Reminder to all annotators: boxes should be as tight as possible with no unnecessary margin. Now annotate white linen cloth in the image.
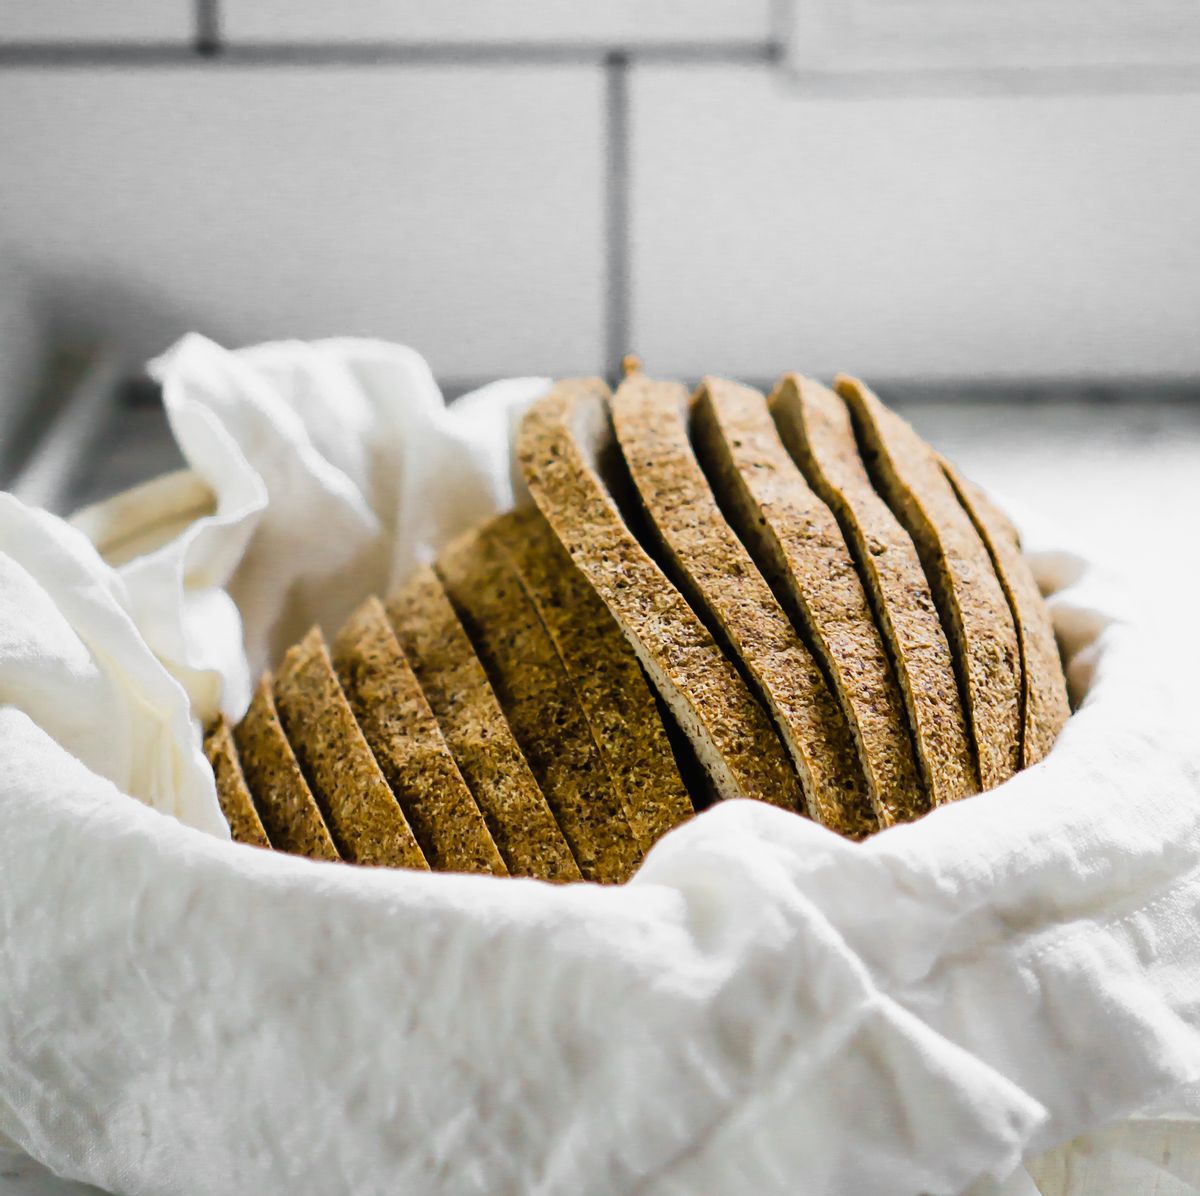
[0,334,1198,1196]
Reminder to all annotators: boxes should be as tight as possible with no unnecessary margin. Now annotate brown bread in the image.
[333,597,506,875]
[517,377,803,813]
[836,375,1021,790]
[386,569,581,882]
[233,676,340,860]
[692,377,926,827]
[274,628,428,870]
[497,505,694,851]
[204,715,271,848]
[771,374,979,805]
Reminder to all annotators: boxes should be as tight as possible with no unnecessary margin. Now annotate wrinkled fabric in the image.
[1,334,1198,1195]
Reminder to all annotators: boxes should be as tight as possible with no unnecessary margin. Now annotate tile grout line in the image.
[604,51,631,381]
[194,0,221,56]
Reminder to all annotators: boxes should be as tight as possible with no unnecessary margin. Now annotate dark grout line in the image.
[194,0,221,57]
[604,52,632,382]
[0,39,779,70]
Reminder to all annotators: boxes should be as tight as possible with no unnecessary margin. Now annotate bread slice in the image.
[610,373,869,834]
[436,521,642,883]
[274,628,428,870]
[204,715,271,848]
[770,375,978,806]
[940,460,1070,768]
[835,375,1021,790]
[496,505,694,851]
[332,597,507,876]
[233,676,340,861]
[691,377,926,827]
[516,377,804,815]
[386,569,580,883]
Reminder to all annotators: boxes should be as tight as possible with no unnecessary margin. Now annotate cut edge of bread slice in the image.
[691,376,927,828]
[516,377,804,814]
[332,595,507,876]
[610,371,865,834]
[274,627,428,870]
[386,568,582,883]
[836,374,1021,791]
[496,504,694,852]
[770,374,979,806]
[233,675,341,861]
[204,715,271,848]
[435,520,643,883]
[939,460,1071,768]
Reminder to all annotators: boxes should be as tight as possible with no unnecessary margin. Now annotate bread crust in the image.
[387,569,581,882]
[771,375,979,805]
[517,378,803,812]
[333,597,506,875]
[692,377,926,827]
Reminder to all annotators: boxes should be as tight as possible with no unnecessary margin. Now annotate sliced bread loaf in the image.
[436,522,642,883]
[333,596,507,876]
[517,378,803,813]
[771,374,979,805]
[691,377,926,827]
[611,373,869,836]
[204,715,271,848]
[940,461,1070,768]
[233,676,340,861]
[386,568,581,883]
[836,375,1021,790]
[497,505,694,851]
[274,627,428,870]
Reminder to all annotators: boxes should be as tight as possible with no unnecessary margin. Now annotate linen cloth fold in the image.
[0,334,1198,1196]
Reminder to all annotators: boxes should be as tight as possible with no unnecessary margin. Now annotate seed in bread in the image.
[204,715,271,848]
[332,596,507,876]
[233,676,340,861]
[771,374,978,805]
[436,520,642,883]
[611,372,871,836]
[836,375,1021,790]
[496,505,694,851]
[940,461,1070,768]
[274,628,428,870]
[691,377,926,827]
[386,568,581,883]
[518,378,806,813]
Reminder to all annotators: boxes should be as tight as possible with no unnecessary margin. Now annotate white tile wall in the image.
[0,67,606,380]
[629,66,1200,381]
[221,1,773,46]
[0,2,190,43]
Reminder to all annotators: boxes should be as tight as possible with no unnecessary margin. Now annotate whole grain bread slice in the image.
[204,715,271,848]
[436,520,642,883]
[770,374,978,805]
[386,568,581,883]
[611,373,867,835]
[940,460,1070,768]
[496,505,693,851]
[692,377,926,827]
[233,676,340,861]
[835,375,1021,790]
[274,627,428,870]
[516,377,803,815]
[332,596,507,876]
